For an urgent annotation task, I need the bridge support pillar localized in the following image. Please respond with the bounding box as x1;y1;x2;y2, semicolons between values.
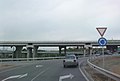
27;47;33;58
59;46;62;55
33;46;38;58
106;45;118;53
64;46;66;55
59;46;66;55
90;47;93;58
14;46;23;58
84;44;92;57
83;48;86;57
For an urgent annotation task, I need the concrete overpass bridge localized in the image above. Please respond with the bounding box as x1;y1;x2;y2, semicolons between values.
0;40;120;58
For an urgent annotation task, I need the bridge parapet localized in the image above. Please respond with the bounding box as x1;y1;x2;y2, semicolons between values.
0;40;120;46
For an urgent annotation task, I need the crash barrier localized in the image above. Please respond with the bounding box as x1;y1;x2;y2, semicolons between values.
87;59;120;81
0;57;65;62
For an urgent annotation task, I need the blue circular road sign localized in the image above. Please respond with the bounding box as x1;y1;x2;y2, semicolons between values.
98;37;107;46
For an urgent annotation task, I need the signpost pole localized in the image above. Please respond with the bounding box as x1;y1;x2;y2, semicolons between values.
96;27;107;68
102;46;105;68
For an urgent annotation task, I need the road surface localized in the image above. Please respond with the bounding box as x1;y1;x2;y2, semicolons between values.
0;58;87;81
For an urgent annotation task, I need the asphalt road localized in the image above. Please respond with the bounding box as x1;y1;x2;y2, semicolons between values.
0;58;87;81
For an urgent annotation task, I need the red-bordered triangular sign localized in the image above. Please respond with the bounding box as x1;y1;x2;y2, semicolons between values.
96;27;107;37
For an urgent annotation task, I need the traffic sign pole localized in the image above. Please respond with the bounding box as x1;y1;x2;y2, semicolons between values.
96;27;107;68
102;46;105;68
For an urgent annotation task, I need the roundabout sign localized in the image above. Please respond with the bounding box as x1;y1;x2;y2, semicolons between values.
98;37;107;46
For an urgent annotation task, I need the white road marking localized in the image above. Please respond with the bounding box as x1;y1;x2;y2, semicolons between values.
2;73;28;81
19;73;28;78
36;65;43;68
31;68;49;81
59;73;74;81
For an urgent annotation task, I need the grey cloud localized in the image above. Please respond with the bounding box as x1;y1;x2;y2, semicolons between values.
0;0;120;41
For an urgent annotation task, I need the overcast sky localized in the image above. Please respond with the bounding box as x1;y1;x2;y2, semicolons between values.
0;0;120;41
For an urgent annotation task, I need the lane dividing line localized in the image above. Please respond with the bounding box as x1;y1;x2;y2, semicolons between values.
31;68;49;81
79;60;90;81
2;73;28;81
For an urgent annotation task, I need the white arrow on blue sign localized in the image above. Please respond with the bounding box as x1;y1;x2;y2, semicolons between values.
98;37;107;46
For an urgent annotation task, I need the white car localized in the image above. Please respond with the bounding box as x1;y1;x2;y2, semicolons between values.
95;53;101;56
63;55;78;68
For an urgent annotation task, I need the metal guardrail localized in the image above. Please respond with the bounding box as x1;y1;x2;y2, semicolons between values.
0;57;65;61
87;59;120;81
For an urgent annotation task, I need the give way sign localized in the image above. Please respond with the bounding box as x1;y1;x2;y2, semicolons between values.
96;27;107;37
